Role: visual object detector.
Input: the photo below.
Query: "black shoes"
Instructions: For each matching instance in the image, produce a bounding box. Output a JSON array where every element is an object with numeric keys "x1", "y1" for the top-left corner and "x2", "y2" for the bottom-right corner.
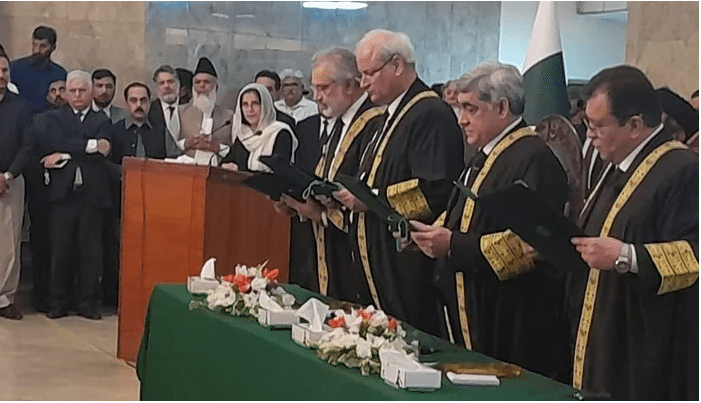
[
  {"x1": 0, "y1": 304, "x2": 23, "y2": 320},
  {"x1": 77, "y1": 308, "x2": 101, "y2": 320},
  {"x1": 47, "y1": 308, "x2": 69, "y2": 319}
]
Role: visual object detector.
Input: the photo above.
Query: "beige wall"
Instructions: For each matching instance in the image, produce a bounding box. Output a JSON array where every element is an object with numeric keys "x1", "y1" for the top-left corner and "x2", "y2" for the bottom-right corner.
[
  {"x1": 0, "y1": 1, "x2": 146, "y2": 108},
  {"x1": 626, "y1": 1, "x2": 699, "y2": 99}
]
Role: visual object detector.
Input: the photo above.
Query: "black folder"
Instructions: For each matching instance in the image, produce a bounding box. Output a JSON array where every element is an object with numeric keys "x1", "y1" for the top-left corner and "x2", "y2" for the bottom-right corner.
[
  {"x1": 258, "y1": 154, "x2": 340, "y2": 198},
  {"x1": 335, "y1": 174, "x2": 415, "y2": 251},
  {"x1": 454, "y1": 180, "x2": 588, "y2": 272},
  {"x1": 242, "y1": 172, "x2": 305, "y2": 202}
]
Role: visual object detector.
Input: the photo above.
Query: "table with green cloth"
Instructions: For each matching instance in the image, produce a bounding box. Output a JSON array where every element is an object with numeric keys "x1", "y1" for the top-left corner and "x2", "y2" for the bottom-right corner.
[{"x1": 136, "y1": 284, "x2": 579, "y2": 400}]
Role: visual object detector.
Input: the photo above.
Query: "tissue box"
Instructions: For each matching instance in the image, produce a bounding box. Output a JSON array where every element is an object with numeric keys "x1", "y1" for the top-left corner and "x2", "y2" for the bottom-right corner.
[
  {"x1": 291, "y1": 322, "x2": 331, "y2": 347},
  {"x1": 187, "y1": 276, "x2": 219, "y2": 294},
  {"x1": 380, "y1": 351, "x2": 441, "y2": 391},
  {"x1": 258, "y1": 308, "x2": 299, "y2": 328}
]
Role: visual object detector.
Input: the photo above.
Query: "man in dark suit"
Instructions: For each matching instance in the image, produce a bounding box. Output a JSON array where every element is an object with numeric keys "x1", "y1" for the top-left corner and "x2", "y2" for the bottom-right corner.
[
  {"x1": 148, "y1": 65, "x2": 181, "y2": 158},
  {"x1": 37, "y1": 70, "x2": 112, "y2": 320}
]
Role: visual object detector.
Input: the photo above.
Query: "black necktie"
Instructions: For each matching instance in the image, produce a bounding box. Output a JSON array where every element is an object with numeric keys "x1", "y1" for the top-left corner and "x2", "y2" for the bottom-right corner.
[
  {"x1": 357, "y1": 111, "x2": 389, "y2": 178},
  {"x1": 322, "y1": 118, "x2": 344, "y2": 177},
  {"x1": 167, "y1": 106, "x2": 175, "y2": 121},
  {"x1": 320, "y1": 118, "x2": 330, "y2": 143},
  {"x1": 76, "y1": 110, "x2": 85, "y2": 123},
  {"x1": 446, "y1": 151, "x2": 487, "y2": 228}
]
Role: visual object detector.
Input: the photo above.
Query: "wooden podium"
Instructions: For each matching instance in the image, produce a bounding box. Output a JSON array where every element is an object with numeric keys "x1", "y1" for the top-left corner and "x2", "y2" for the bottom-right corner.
[{"x1": 117, "y1": 158, "x2": 290, "y2": 361}]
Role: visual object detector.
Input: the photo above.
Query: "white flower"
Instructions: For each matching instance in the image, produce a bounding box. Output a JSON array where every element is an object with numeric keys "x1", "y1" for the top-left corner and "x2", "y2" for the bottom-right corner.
[
  {"x1": 251, "y1": 277, "x2": 268, "y2": 292},
  {"x1": 242, "y1": 292, "x2": 258, "y2": 308},
  {"x1": 369, "y1": 310, "x2": 388, "y2": 328},
  {"x1": 364, "y1": 305, "x2": 376, "y2": 314},
  {"x1": 356, "y1": 337, "x2": 372, "y2": 358},
  {"x1": 348, "y1": 314, "x2": 363, "y2": 334},
  {"x1": 281, "y1": 293, "x2": 295, "y2": 307},
  {"x1": 235, "y1": 264, "x2": 247, "y2": 276}
]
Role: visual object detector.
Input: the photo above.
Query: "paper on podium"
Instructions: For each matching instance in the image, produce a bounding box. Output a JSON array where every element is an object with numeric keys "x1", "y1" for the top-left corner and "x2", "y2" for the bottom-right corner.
[
  {"x1": 194, "y1": 150, "x2": 218, "y2": 166},
  {"x1": 295, "y1": 298, "x2": 329, "y2": 332}
]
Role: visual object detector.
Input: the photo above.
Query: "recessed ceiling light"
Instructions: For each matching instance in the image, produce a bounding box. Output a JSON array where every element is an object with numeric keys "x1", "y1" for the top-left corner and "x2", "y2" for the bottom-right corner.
[{"x1": 302, "y1": 1, "x2": 368, "y2": 11}]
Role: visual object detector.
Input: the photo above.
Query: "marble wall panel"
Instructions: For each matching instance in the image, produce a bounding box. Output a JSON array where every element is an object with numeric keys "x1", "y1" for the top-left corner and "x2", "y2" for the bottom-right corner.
[{"x1": 626, "y1": 1, "x2": 698, "y2": 98}]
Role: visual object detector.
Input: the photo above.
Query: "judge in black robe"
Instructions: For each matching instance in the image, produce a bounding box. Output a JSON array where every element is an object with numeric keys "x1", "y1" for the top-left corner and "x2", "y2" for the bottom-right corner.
[
  {"x1": 411, "y1": 62, "x2": 571, "y2": 382},
  {"x1": 339, "y1": 77, "x2": 464, "y2": 335},
  {"x1": 569, "y1": 66, "x2": 698, "y2": 400}
]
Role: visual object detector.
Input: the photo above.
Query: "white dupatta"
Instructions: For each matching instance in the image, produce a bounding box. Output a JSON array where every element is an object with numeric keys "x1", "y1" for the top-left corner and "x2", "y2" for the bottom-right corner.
[{"x1": 231, "y1": 83, "x2": 297, "y2": 172}]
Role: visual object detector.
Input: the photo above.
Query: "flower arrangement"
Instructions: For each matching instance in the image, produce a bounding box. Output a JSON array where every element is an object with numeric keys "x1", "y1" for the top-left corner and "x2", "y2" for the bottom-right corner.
[
  {"x1": 307, "y1": 305, "x2": 413, "y2": 376},
  {"x1": 203, "y1": 262, "x2": 295, "y2": 317}
]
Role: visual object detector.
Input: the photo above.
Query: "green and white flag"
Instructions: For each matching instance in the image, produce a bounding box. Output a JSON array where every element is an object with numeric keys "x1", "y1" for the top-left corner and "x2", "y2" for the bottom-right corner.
[{"x1": 522, "y1": 1, "x2": 570, "y2": 125}]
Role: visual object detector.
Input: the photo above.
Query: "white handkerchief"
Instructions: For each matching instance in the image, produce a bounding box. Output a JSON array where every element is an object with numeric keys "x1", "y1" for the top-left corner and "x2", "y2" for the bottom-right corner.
[
  {"x1": 259, "y1": 292, "x2": 283, "y2": 312},
  {"x1": 200, "y1": 257, "x2": 216, "y2": 280},
  {"x1": 295, "y1": 298, "x2": 329, "y2": 332}
]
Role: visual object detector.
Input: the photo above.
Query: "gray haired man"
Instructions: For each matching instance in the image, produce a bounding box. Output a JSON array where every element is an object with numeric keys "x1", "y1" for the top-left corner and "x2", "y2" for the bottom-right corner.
[
  {"x1": 410, "y1": 61, "x2": 571, "y2": 382},
  {"x1": 274, "y1": 69, "x2": 318, "y2": 123}
]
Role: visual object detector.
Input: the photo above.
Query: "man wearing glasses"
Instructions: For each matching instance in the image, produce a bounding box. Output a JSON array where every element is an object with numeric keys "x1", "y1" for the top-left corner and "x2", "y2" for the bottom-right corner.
[
  {"x1": 335, "y1": 29, "x2": 464, "y2": 337},
  {"x1": 569, "y1": 65, "x2": 698, "y2": 400}
]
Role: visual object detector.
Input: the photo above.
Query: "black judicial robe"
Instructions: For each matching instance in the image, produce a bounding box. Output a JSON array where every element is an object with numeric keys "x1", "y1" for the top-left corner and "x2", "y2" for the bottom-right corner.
[
  {"x1": 568, "y1": 129, "x2": 699, "y2": 400},
  {"x1": 436, "y1": 122, "x2": 571, "y2": 382},
  {"x1": 312, "y1": 98, "x2": 381, "y2": 305},
  {"x1": 350, "y1": 79, "x2": 464, "y2": 336}
]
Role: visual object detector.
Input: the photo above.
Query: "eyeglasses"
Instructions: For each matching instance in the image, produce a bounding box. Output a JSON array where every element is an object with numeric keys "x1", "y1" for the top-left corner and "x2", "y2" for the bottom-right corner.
[
  {"x1": 361, "y1": 54, "x2": 397, "y2": 78},
  {"x1": 583, "y1": 115, "x2": 631, "y2": 134}
]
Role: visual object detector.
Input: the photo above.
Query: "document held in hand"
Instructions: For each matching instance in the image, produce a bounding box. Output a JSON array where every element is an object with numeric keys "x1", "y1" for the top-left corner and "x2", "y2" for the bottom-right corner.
[
  {"x1": 258, "y1": 154, "x2": 340, "y2": 199},
  {"x1": 454, "y1": 180, "x2": 588, "y2": 273}
]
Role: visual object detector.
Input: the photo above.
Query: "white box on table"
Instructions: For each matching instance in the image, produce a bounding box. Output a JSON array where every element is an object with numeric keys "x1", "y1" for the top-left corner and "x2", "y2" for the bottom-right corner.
[
  {"x1": 291, "y1": 322, "x2": 331, "y2": 347},
  {"x1": 380, "y1": 350, "x2": 441, "y2": 391},
  {"x1": 187, "y1": 276, "x2": 219, "y2": 294},
  {"x1": 258, "y1": 308, "x2": 299, "y2": 328}
]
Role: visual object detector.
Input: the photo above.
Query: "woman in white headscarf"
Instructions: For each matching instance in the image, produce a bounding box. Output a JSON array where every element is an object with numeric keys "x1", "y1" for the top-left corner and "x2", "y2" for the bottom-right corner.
[{"x1": 221, "y1": 83, "x2": 297, "y2": 172}]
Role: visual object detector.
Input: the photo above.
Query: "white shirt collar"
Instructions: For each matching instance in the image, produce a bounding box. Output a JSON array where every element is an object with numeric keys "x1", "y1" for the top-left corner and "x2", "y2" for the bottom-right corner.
[
  {"x1": 618, "y1": 123, "x2": 664, "y2": 172},
  {"x1": 92, "y1": 100, "x2": 112, "y2": 117},
  {"x1": 482, "y1": 117, "x2": 523, "y2": 155},
  {"x1": 339, "y1": 92, "x2": 367, "y2": 129},
  {"x1": 72, "y1": 106, "x2": 91, "y2": 116},
  {"x1": 386, "y1": 87, "x2": 411, "y2": 120}
]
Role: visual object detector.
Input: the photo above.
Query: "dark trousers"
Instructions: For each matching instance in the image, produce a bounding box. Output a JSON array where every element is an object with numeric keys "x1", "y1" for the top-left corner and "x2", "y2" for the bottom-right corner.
[
  {"x1": 24, "y1": 162, "x2": 52, "y2": 310},
  {"x1": 102, "y1": 215, "x2": 120, "y2": 306},
  {"x1": 49, "y1": 198, "x2": 105, "y2": 311}
]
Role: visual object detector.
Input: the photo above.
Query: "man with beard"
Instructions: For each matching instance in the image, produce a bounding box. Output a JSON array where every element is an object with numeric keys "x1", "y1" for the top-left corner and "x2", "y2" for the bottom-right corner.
[
  {"x1": 278, "y1": 47, "x2": 382, "y2": 303},
  {"x1": 10, "y1": 26, "x2": 67, "y2": 113},
  {"x1": 334, "y1": 29, "x2": 464, "y2": 336},
  {"x1": 409, "y1": 62, "x2": 571, "y2": 382},
  {"x1": 274, "y1": 69, "x2": 318, "y2": 124},
  {"x1": 0, "y1": 51, "x2": 34, "y2": 320},
  {"x1": 47, "y1": 80, "x2": 66, "y2": 109},
  {"x1": 147, "y1": 65, "x2": 182, "y2": 158},
  {"x1": 178, "y1": 57, "x2": 234, "y2": 164},
  {"x1": 91, "y1": 68, "x2": 127, "y2": 123},
  {"x1": 569, "y1": 65, "x2": 698, "y2": 400}
]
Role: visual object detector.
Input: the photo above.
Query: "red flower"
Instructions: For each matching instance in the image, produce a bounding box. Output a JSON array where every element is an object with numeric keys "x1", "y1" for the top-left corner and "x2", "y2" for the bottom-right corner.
[
  {"x1": 359, "y1": 310, "x2": 371, "y2": 321},
  {"x1": 263, "y1": 268, "x2": 279, "y2": 281},
  {"x1": 233, "y1": 273, "x2": 252, "y2": 293},
  {"x1": 221, "y1": 274, "x2": 236, "y2": 284},
  {"x1": 328, "y1": 316, "x2": 346, "y2": 328},
  {"x1": 388, "y1": 318, "x2": 397, "y2": 331}
]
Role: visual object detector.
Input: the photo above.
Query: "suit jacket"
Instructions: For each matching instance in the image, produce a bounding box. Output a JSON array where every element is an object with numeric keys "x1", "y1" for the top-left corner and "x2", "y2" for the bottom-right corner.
[
  {"x1": 37, "y1": 107, "x2": 113, "y2": 208},
  {"x1": 276, "y1": 109, "x2": 297, "y2": 134},
  {"x1": 294, "y1": 114, "x2": 321, "y2": 172},
  {"x1": 179, "y1": 103, "x2": 234, "y2": 153},
  {"x1": 108, "y1": 105, "x2": 128, "y2": 124}
]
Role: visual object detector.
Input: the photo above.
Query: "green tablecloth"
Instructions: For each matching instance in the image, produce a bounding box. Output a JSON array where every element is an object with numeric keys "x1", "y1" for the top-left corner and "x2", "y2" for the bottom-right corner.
[{"x1": 136, "y1": 284, "x2": 579, "y2": 400}]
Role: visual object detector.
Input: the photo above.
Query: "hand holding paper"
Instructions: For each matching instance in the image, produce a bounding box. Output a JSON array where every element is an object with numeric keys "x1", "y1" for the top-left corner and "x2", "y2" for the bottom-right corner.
[{"x1": 409, "y1": 220, "x2": 452, "y2": 259}]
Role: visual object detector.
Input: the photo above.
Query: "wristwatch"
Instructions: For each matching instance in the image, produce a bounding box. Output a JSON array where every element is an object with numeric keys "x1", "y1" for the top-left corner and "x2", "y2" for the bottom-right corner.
[{"x1": 614, "y1": 243, "x2": 632, "y2": 273}]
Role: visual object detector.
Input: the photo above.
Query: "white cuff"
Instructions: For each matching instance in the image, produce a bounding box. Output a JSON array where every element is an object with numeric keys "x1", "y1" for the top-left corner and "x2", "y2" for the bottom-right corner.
[
  {"x1": 630, "y1": 244, "x2": 639, "y2": 274},
  {"x1": 3, "y1": 172, "x2": 13, "y2": 181},
  {"x1": 177, "y1": 138, "x2": 186, "y2": 150},
  {"x1": 85, "y1": 139, "x2": 98, "y2": 153},
  {"x1": 218, "y1": 144, "x2": 230, "y2": 157}
]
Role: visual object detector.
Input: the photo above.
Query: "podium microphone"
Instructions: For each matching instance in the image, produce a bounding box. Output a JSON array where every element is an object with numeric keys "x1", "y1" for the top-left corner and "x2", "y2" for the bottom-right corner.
[{"x1": 210, "y1": 120, "x2": 232, "y2": 135}]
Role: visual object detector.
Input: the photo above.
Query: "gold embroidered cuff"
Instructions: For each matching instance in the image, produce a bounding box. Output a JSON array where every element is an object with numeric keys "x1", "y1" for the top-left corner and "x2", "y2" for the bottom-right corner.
[
  {"x1": 645, "y1": 241, "x2": 699, "y2": 295},
  {"x1": 480, "y1": 230, "x2": 534, "y2": 281},
  {"x1": 386, "y1": 178, "x2": 432, "y2": 220},
  {"x1": 433, "y1": 211, "x2": 447, "y2": 227},
  {"x1": 327, "y1": 209, "x2": 347, "y2": 232}
]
